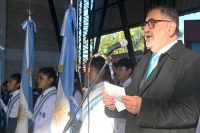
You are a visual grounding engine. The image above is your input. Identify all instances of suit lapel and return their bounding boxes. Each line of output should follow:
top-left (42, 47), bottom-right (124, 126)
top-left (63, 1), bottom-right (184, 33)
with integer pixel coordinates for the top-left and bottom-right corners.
top-left (133, 52), bottom-right (152, 95)
top-left (138, 53), bottom-right (168, 96)
top-left (137, 41), bottom-right (183, 96)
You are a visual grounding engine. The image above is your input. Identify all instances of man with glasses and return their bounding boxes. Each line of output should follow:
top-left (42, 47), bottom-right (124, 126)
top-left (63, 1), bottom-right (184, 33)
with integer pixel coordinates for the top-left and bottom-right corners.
top-left (103, 5), bottom-right (200, 133)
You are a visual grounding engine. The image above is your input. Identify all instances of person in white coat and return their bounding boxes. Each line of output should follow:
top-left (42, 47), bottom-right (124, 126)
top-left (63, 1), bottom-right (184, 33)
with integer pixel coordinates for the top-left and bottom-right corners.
top-left (0, 73), bottom-right (21, 133)
top-left (33, 67), bottom-right (57, 133)
top-left (79, 57), bottom-right (114, 133)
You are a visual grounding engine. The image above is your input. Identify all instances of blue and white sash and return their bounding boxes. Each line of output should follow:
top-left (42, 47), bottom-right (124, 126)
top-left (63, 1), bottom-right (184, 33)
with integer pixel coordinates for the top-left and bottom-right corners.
top-left (82, 82), bottom-right (105, 121)
top-left (7, 93), bottom-right (20, 123)
top-left (33, 90), bottom-right (57, 120)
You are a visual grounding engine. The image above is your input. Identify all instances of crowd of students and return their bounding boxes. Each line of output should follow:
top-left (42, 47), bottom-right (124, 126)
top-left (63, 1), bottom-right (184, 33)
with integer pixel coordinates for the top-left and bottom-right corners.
top-left (0, 56), bottom-right (133, 133)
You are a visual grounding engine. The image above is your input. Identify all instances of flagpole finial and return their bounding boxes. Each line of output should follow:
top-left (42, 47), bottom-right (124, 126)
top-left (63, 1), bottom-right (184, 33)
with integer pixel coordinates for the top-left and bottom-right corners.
top-left (70, 0), bottom-right (73, 5)
top-left (26, 9), bottom-right (32, 20)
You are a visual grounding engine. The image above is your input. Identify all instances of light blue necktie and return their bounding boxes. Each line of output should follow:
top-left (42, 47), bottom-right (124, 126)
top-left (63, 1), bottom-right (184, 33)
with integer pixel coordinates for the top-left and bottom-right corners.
top-left (146, 53), bottom-right (160, 80)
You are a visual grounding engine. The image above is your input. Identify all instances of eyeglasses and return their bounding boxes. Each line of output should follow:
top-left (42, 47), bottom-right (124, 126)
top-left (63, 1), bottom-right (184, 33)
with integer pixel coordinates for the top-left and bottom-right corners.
top-left (142, 19), bottom-right (172, 29)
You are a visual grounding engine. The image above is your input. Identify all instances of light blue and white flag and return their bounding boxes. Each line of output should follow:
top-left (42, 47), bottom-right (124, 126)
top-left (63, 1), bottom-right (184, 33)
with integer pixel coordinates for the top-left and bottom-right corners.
top-left (15, 17), bottom-right (36, 133)
top-left (51, 6), bottom-right (77, 133)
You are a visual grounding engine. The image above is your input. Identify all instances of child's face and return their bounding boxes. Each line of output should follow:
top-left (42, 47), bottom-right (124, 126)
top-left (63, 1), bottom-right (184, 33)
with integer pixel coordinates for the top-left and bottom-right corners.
top-left (116, 66), bottom-right (132, 81)
top-left (7, 78), bottom-right (20, 92)
top-left (37, 73), bottom-right (52, 90)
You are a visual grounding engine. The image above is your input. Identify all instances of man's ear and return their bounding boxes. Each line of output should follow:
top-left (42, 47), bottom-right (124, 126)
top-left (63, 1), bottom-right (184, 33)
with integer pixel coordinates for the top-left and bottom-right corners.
top-left (168, 22), bottom-right (177, 36)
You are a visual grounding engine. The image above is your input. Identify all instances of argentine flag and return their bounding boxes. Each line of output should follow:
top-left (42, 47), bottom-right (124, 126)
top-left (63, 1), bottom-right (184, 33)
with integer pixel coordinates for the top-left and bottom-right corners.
top-left (51, 6), bottom-right (77, 133)
top-left (15, 17), bottom-right (36, 133)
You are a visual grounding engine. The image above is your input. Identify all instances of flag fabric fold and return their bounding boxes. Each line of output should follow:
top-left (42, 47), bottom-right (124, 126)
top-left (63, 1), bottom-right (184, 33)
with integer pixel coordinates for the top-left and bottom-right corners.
top-left (51, 6), bottom-right (77, 133)
top-left (15, 18), bottom-right (36, 133)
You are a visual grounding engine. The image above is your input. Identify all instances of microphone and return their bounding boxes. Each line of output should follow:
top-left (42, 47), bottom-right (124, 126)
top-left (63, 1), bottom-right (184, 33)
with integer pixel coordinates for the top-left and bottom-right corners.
top-left (94, 39), bottom-right (128, 57)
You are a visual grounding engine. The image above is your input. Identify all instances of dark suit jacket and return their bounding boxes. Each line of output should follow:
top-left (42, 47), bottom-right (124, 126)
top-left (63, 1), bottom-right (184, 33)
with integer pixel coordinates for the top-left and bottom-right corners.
top-left (106, 42), bottom-right (200, 133)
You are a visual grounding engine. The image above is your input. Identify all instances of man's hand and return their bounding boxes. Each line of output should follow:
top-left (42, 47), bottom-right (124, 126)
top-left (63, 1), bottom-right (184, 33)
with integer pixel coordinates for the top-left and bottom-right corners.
top-left (103, 89), bottom-right (116, 110)
top-left (122, 96), bottom-right (142, 114)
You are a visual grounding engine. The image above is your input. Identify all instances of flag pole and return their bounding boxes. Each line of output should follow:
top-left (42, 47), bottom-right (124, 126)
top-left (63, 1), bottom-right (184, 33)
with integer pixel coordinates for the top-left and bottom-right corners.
top-left (15, 0), bottom-right (36, 131)
top-left (27, 0), bottom-right (32, 20)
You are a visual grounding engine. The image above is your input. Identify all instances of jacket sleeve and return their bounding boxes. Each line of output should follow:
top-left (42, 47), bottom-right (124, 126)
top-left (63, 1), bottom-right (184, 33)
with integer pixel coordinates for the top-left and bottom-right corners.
top-left (105, 107), bottom-right (127, 119)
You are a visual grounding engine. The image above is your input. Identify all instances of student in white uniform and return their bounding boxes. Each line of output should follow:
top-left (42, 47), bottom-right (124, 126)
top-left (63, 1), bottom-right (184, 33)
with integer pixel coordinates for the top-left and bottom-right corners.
top-left (79, 57), bottom-right (114, 133)
top-left (33, 67), bottom-right (57, 133)
top-left (114, 58), bottom-right (134, 133)
top-left (0, 73), bottom-right (21, 133)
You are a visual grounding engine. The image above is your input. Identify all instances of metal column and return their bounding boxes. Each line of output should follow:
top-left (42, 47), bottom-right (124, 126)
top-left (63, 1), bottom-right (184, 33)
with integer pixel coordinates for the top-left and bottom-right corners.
top-left (117, 0), bottom-right (137, 66)
top-left (48, 0), bottom-right (62, 52)
top-left (93, 0), bottom-right (108, 54)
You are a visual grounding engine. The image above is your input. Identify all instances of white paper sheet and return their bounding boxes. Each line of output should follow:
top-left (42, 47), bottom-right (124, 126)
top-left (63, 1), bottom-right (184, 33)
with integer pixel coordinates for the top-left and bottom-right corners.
top-left (103, 82), bottom-right (126, 112)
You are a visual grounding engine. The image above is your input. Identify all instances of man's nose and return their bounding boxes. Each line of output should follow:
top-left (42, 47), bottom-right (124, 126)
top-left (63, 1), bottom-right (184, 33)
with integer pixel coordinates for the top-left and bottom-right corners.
top-left (143, 24), bottom-right (150, 33)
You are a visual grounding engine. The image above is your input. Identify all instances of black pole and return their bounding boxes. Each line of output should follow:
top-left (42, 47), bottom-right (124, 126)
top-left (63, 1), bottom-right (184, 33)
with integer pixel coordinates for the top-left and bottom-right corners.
top-left (88, 0), bottom-right (92, 58)
top-left (143, 0), bottom-right (148, 54)
top-left (117, 0), bottom-right (137, 66)
top-left (93, 0), bottom-right (108, 54)
top-left (80, 0), bottom-right (84, 82)
top-left (48, 0), bottom-right (62, 52)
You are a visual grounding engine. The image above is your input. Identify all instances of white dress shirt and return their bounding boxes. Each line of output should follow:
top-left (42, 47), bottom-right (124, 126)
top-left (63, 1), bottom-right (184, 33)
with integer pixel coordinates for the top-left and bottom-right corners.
top-left (157, 40), bottom-right (178, 55)
top-left (121, 77), bottom-right (132, 88)
top-left (33, 86), bottom-right (57, 133)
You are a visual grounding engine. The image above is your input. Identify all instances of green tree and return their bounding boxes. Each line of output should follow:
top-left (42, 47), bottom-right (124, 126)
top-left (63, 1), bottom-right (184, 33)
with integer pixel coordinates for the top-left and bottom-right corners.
top-left (98, 26), bottom-right (144, 55)
top-left (99, 31), bottom-right (128, 54)
top-left (130, 27), bottom-right (144, 51)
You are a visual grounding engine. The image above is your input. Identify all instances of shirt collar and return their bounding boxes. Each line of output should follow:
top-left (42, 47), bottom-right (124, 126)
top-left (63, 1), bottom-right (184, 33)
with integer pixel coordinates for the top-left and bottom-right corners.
top-left (157, 40), bottom-right (178, 55)
top-left (11, 89), bottom-right (20, 97)
top-left (93, 81), bottom-right (108, 90)
top-left (122, 77), bottom-right (132, 88)
top-left (42, 86), bottom-right (56, 96)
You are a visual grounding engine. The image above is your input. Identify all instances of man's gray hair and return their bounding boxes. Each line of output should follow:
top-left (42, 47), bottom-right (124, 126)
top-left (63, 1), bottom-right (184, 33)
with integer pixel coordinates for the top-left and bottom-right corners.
top-left (148, 5), bottom-right (179, 35)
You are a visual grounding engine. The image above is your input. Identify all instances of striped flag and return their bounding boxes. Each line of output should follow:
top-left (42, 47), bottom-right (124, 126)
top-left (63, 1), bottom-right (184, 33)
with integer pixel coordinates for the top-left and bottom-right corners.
top-left (15, 18), bottom-right (36, 133)
top-left (51, 6), bottom-right (77, 133)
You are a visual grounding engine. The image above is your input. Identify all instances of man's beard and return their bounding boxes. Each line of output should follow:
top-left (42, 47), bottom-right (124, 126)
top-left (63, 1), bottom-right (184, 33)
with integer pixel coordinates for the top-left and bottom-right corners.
top-left (146, 41), bottom-right (154, 50)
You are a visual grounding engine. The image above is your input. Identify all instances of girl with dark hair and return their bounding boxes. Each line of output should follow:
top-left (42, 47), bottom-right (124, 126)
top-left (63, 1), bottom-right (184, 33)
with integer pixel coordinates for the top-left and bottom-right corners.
top-left (0, 73), bottom-right (21, 133)
top-left (79, 56), bottom-right (114, 133)
top-left (32, 67), bottom-right (57, 133)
